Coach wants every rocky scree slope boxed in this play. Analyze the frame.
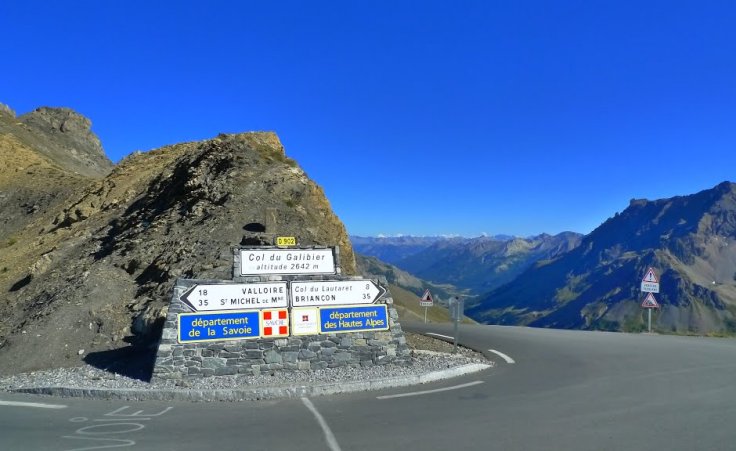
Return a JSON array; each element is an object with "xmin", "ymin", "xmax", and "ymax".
[
  {"xmin": 0, "ymin": 112, "xmax": 355, "ymax": 376},
  {"xmin": 469, "ymin": 182, "xmax": 736, "ymax": 335}
]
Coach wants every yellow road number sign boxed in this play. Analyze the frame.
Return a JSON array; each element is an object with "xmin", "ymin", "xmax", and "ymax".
[{"xmin": 276, "ymin": 236, "xmax": 297, "ymax": 247}]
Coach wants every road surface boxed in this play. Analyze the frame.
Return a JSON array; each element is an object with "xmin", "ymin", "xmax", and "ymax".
[{"xmin": 2, "ymin": 323, "xmax": 735, "ymax": 450}]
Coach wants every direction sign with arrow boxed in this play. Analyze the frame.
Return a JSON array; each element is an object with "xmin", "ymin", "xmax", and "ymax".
[
  {"xmin": 290, "ymin": 279, "xmax": 386, "ymax": 307},
  {"xmin": 180, "ymin": 282, "xmax": 288, "ymax": 311}
]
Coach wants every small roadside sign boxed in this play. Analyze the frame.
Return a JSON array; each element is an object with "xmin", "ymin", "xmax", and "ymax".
[
  {"xmin": 275, "ymin": 236, "xmax": 297, "ymax": 247},
  {"xmin": 449, "ymin": 297, "xmax": 464, "ymax": 321},
  {"xmin": 642, "ymin": 267, "xmax": 659, "ymax": 283},
  {"xmin": 641, "ymin": 292, "xmax": 660, "ymax": 309},
  {"xmin": 419, "ymin": 289, "xmax": 434, "ymax": 307},
  {"xmin": 641, "ymin": 267, "xmax": 660, "ymax": 293},
  {"xmin": 641, "ymin": 281, "xmax": 660, "ymax": 293}
]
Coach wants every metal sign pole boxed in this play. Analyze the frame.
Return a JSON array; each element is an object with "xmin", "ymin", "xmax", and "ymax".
[
  {"xmin": 452, "ymin": 296, "xmax": 460, "ymax": 354},
  {"xmin": 648, "ymin": 309, "xmax": 652, "ymax": 333},
  {"xmin": 453, "ymin": 315, "xmax": 459, "ymax": 354},
  {"xmin": 424, "ymin": 306, "xmax": 427, "ymax": 324}
]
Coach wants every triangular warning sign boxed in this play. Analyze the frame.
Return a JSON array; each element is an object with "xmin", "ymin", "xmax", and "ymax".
[
  {"xmin": 420, "ymin": 289, "xmax": 434, "ymax": 304},
  {"xmin": 641, "ymin": 292, "xmax": 660, "ymax": 309},
  {"xmin": 642, "ymin": 267, "xmax": 659, "ymax": 283}
]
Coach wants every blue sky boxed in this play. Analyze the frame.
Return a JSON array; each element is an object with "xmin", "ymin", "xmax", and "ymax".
[{"xmin": 2, "ymin": 1, "xmax": 735, "ymax": 237}]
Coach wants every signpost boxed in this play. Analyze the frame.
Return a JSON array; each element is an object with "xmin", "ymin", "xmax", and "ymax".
[
  {"xmin": 419, "ymin": 289, "xmax": 434, "ymax": 323},
  {"xmin": 180, "ymin": 282, "xmax": 288, "ymax": 311},
  {"xmin": 173, "ymin": 248, "xmax": 393, "ymax": 344},
  {"xmin": 449, "ymin": 296, "xmax": 463, "ymax": 353},
  {"xmin": 290, "ymin": 279, "xmax": 386, "ymax": 307},
  {"xmin": 240, "ymin": 248, "xmax": 336, "ymax": 276},
  {"xmin": 640, "ymin": 267, "xmax": 661, "ymax": 333},
  {"xmin": 159, "ymin": 242, "xmax": 405, "ymax": 381}
]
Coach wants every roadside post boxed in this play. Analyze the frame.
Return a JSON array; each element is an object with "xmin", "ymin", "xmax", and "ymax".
[
  {"xmin": 449, "ymin": 296, "xmax": 463, "ymax": 353},
  {"xmin": 640, "ymin": 267, "xmax": 661, "ymax": 333},
  {"xmin": 419, "ymin": 289, "xmax": 434, "ymax": 324}
]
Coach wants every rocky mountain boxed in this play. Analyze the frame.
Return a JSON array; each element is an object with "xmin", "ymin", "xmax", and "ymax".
[
  {"xmin": 384, "ymin": 233, "xmax": 582, "ymax": 294},
  {"xmin": 468, "ymin": 182, "xmax": 736, "ymax": 335},
  {"xmin": 0, "ymin": 103, "xmax": 355, "ymax": 376},
  {"xmin": 0, "ymin": 104, "xmax": 112, "ymax": 177},
  {"xmin": 0, "ymin": 104, "xmax": 112, "ymax": 244}
]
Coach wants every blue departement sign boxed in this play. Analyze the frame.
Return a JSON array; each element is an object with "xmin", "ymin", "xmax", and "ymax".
[
  {"xmin": 320, "ymin": 305, "xmax": 389, "ymax": 333},
  {"xmin": 178, "ymin": 310, "xmax": 261, "ymax": 343}
]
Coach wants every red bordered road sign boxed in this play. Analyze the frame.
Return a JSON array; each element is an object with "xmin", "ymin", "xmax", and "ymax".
[
  {"xmin": 641, "ymin": 292, "xmax": 660, "ymax": 309},
  {"xmin": 642, "ymin": 267, "xmax": 658, "ymax": 283},
  {"xmin": 420, "ymin": 289, "xmax": 434, "ymax": 307}
]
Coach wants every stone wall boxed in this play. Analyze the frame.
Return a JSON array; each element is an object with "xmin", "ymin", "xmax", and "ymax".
[{"xmin": 152, "ymin": 247, "xmax": 410, "ymax": 381}]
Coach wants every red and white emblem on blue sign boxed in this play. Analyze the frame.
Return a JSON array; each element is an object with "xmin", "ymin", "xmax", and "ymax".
[{"xmin": 261, "ymin": 309, "xmax": 289, "ymax": 337}]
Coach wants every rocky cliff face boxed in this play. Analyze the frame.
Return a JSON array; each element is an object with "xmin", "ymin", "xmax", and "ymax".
[
  {"xmin": 1, "ymin": 104, "xmax": 112, "ymax": 178},
  {"xmin": 469, "ymin": 182, "xmax": 736, "ymax": 335},
  {"xmin": 0, "ymin": 105, "xmax": 106, "ymax": 244},
  {"xmin": 0, "ymin": 104, "xmax": 356, "ymax": 376}
]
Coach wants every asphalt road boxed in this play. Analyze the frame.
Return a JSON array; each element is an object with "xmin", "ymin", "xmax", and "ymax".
[{"xmin": 2, "ymin": 324, "xmax": 736, "ymax": 450}]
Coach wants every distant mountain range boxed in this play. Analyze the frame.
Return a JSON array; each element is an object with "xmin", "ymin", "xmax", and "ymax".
[
  {"xmin": 468, "ymin": 181, "xmax": 736, "ymax": 335},
  {"xmin": 355, "ymin": 253, "xmax": 463, "ymax": 302},
  {"xmin": 350, "ymin": 235, "xmax": 454, "ymax": 264},
  {"xmin": 353, "ymin": 181, "xmax": 736, "ymax": 335},
  {"xmin": 351, "ymin": 233, "xmax": 582, "ymax": 294}
]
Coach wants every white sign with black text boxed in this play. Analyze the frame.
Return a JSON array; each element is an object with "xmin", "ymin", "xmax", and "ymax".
[
  {"xmin": 290, "ymin": 279, "xmax": 385, "ymax": 307},
  {"xmin": 240, "ymin": 248, "xmax": 336, "ymax": 275},
  {"xmin": 180, "ymin": 282, "xmax": 288, "ymax": 311}
]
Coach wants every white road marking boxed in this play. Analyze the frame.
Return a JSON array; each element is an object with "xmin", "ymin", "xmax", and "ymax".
[
  {"xmin": 376, "ymin": 380, "xmax": 484, "ymax": 399},
  {"xmin": 489, "ymin": 349, "xmax": 516, "ymax": 364},
  {"xmin": 0, "ymin": 400, "xmax": 67, "ymax": 409},
  {"xmin": 426, "ymin": 332, "xmax": 454, "ymax": 340},
  {"xmin": 301, "ymin": 397, "xmax": 342, "ymax": 451}
]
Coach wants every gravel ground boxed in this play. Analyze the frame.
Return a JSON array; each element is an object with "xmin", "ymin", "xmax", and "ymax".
[{"xmin": 0, "ymin": 333, "xmax": 489, "ymax": 393}]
